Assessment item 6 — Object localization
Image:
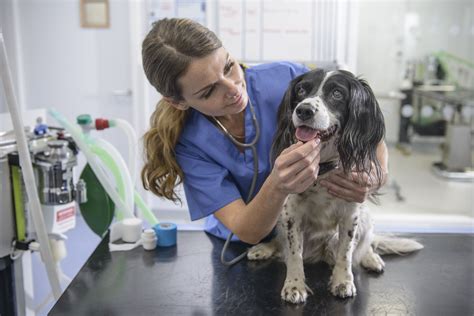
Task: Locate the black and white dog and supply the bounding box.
[247,69,423,304]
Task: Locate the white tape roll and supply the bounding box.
[109,218,144,252]
[121,218,143,243]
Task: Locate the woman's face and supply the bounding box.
[173,47,248,118]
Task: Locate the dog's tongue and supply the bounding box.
[296,126,319,142]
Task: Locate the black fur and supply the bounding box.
[335,71,385,187]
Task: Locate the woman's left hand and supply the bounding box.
[319,168,386,203]
[321,141,389,203]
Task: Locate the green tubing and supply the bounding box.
[49,109,132,218]
[435,51,474,87]
[90,144,127,221]
[11,165,26,241]
[134,191,158,226]
[91,143,158,225]
[49,109,158,226]
[436,51,474,68]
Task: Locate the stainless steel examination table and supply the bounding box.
[50,231,473,315]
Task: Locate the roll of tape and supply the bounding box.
[153,223,177,247]
[121,218,143,243]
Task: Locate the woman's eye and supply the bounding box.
[201,87,215,99]
[224,61,234,75]
[332,89,342,99]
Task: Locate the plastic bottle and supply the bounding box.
[141,229,157,251]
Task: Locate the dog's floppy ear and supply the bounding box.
[270,75,304,165]
[337,77,385,184]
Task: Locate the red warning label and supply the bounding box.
[57,207,75,222]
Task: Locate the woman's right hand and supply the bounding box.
[270,138,321,195]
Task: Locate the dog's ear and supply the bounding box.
[270,75,304,165]
[337,77,385,184]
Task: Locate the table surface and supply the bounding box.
[413,87,474,105]
[50,232,473,316]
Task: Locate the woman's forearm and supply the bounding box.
[238,176,288,243]
[214,139,321,244]
[214,176,288,244]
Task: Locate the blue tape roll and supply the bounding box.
[153,222,177,247]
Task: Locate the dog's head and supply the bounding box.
[272,68,385,182]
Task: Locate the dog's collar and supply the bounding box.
[318,160,338,176]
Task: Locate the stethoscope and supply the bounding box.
[212,97,261,266]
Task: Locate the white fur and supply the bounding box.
[292,96,331,130]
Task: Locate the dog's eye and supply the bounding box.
[297,87,307,98]
[332,89,343,100]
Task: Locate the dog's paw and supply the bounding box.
[247,243,276,261]
[329,269,356,298]
[329,280,357,298]
[361,252,385,273]
[281,279,312,304]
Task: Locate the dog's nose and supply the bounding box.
[295,104,317,121]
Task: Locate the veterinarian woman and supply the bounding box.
[141,18,388,246]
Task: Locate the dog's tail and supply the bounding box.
[372,234,423,255]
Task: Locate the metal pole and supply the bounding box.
[0,32,62,300]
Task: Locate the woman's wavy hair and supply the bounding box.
[141,18,222,203]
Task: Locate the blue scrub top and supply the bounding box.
[175,61,308,241]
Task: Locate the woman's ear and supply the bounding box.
[163,96,190,111]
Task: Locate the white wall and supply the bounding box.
[18,0,131,113]
[1,0,134,178]
[0,0,23,114]
[19,0,132,130]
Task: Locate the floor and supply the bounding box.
[372,141,473,233]
[30,141,472,315]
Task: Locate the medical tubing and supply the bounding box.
[48,109,133,219]
[1,34,62,299]
[110,118,138,184]
[87,144,127,219]
[93,119,157,224]
[134,190,159,226]
[92,138,158,225]
[93,138,134,220]
[219,100,260,266]
[90,143,130,221]
[51,111,157,226]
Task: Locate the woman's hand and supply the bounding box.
[270,139,321,195]
[320,170,375,203]
[320,164,388,203]
[320,141,389,203]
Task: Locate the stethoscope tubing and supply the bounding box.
[217,99,260,266]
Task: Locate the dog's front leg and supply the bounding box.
[280,201,311,304]
[329,204,359,298]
